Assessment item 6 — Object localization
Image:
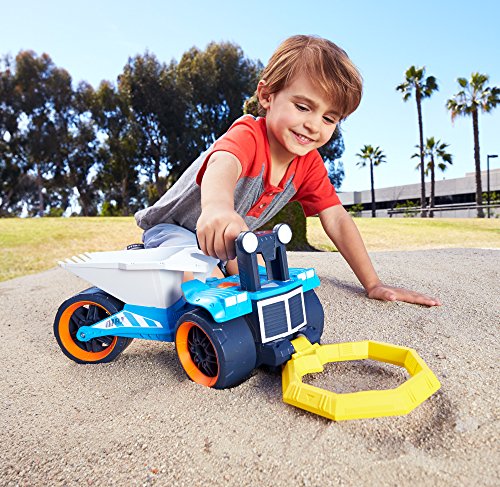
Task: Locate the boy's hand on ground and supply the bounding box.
[196,207,248,261]
[367,283,442,307]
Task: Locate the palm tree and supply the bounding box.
[397,66,438,217]
[412,137,453,217]
[356,145,386,218]
[446,73,500,218]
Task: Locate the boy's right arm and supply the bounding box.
[197,151,248,261]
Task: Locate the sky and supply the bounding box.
[2,0,500,193]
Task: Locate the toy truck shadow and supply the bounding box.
[54,224,324,389]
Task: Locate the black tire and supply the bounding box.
[175,308,257,389]
[54,288,131,364]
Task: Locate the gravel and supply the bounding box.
[0,248,498,486]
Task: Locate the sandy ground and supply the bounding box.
[0,248,499,487]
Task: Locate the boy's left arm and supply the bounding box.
[319,205,441,307]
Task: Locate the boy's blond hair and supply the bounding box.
[257,35,363,120]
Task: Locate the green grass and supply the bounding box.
[0,217,143,282]
[308,217,500,252]
[0,216,499,282]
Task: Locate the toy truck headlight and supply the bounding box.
[274,223,292,245]
[237,231,259,254]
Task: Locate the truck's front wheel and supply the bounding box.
[175,309,256,389]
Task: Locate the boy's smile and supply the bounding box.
[258,73,340,166]
[291,131,315,145]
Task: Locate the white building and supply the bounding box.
[339,169,500,217]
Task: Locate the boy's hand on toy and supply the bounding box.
[196,207,248,261]
[367,283,442,307]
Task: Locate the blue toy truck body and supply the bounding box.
[54,225,325,388]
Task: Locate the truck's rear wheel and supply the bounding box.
[175,309,256,389]
[54,288,131,364]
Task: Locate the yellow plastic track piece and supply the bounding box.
[282,336,441,421]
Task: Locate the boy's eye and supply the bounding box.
[323,116,337,125]
[295,104,308,112]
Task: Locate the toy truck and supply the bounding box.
[55,223,442,420]
[54,224,324,389]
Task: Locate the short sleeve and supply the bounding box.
[195,116,259,185]
[292,152,342,216]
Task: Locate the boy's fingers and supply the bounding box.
[206,230,217,259]
[414,294,442,306]
[398,289,431,305]
[196,212,249,261]
[213,227,227,261]
[394,289,442,307]
[223,221,245,260]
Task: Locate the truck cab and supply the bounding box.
[177,224,324,388]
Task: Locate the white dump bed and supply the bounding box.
[59,246,217,308]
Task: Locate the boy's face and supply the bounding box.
[257,73,340,163]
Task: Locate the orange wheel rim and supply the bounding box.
[58,301,118,362]
[176,321,219,387]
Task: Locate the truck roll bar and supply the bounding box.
[236,224,292,292]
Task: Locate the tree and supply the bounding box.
[175,42,261,173]
[4,51,75,216]
[397,66,438,217]
[15,51,74,216]
[319,128,345,189]
[62,82,102,216]
[93,80,143,216]
[0,54,36,215]
[412,137,453,217]
[118,53,186,202]
[0,134,36,216]
[446,73,500,218]
[1,51,101,216]
[356,145,386,218]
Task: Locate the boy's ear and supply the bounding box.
[257,80,271,110]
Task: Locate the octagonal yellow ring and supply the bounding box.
[282,336,441,421]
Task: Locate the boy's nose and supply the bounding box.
[304,117,320,134]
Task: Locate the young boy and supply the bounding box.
[135,35,441,307]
